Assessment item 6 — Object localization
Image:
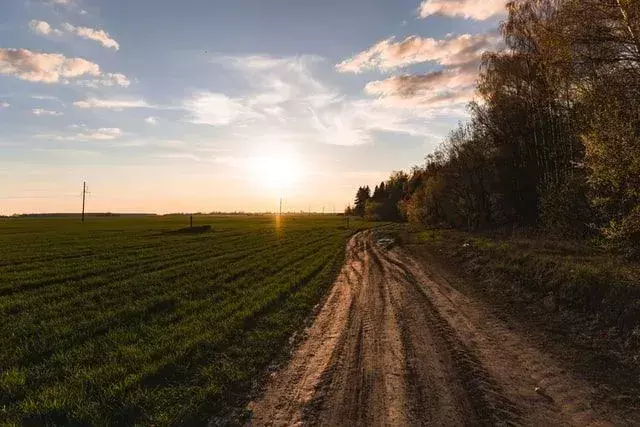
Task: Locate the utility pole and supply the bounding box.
[322,205,325,215]
[81,181,86,223]
[279,198,282,217]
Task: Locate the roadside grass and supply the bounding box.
[0,215,371,425]
[405,227,640,394]
[412,228,640,315]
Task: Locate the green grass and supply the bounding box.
[406,228,640,375]
[0,214,371,425]
[409,228,640,322]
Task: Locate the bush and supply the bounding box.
[603,206,640,258]
[364,200,382,221]
[540,175,592,238]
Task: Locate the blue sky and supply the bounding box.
[0,0,505,214]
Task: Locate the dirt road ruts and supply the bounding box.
[248,230,639,426]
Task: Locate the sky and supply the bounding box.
[0,0,506,214]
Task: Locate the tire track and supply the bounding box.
[248,230,637,426]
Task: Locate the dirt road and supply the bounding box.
[248,230,638,426]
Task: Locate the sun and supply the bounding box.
[249,153,301,192]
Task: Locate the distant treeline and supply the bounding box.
[3,212,324,218]
[348,0,640,256]
[6,213,156,218]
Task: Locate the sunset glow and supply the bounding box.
[0,1,502,214]
[250,154,302,193]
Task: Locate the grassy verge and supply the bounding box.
[402,227,640,396]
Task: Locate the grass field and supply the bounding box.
[0,214,370,425]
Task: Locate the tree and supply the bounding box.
[353,186,371,217]
[349,0,640,253]
[364,200,382,221]
[559,0,640,251]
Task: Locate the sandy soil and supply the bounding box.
[248,230,640,426]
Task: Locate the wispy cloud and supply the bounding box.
[28,19,120,51]
[418,0,507,20]
[30,94,60,101]
[74,97,151,110]
[32,108,63,116]
[44,0,87,15]
[29,20,63,36]
[38,126,122,141]
[144,116,158,125]
[336,33,500,73]
[0,48,128,86]
[364,62,480,110]
[185,92,258,126]
[0,101,9,108]
[72,72,130,88]
[337,32,501,114]
[80,127,122,140]
[365,66,477,96]
[61,23,119,50]
[184,54,439,145]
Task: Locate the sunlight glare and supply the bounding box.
[249,153,301,192]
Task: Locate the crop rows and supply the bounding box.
[0,215,369,425]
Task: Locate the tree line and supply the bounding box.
[349,0,640,256]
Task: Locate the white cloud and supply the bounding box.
[183,54,442,145]
[184,92,258,126]
[31,94,60,101]
[32,108,63,116]
[72,72,130,88]
[220,54,339,109]
[74,97,150,110]
[366,67,477,95]
[1,102,9,108]
[0,48,100,83]
[29,20,119,51]
[62,23,119,50]
[369,84,475,112]
[39,127,122,141]
[29,20,63,36]
[0,48,128,87]
[310,98,444,144]
[418,0,507,20]
[78,127,122,140]
[363,62,479,110]
[145,116,158,125]
[336,31,501,116]
[337,33,500,73]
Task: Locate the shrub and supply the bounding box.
[540,175,592,238]
[603,206,640,259]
